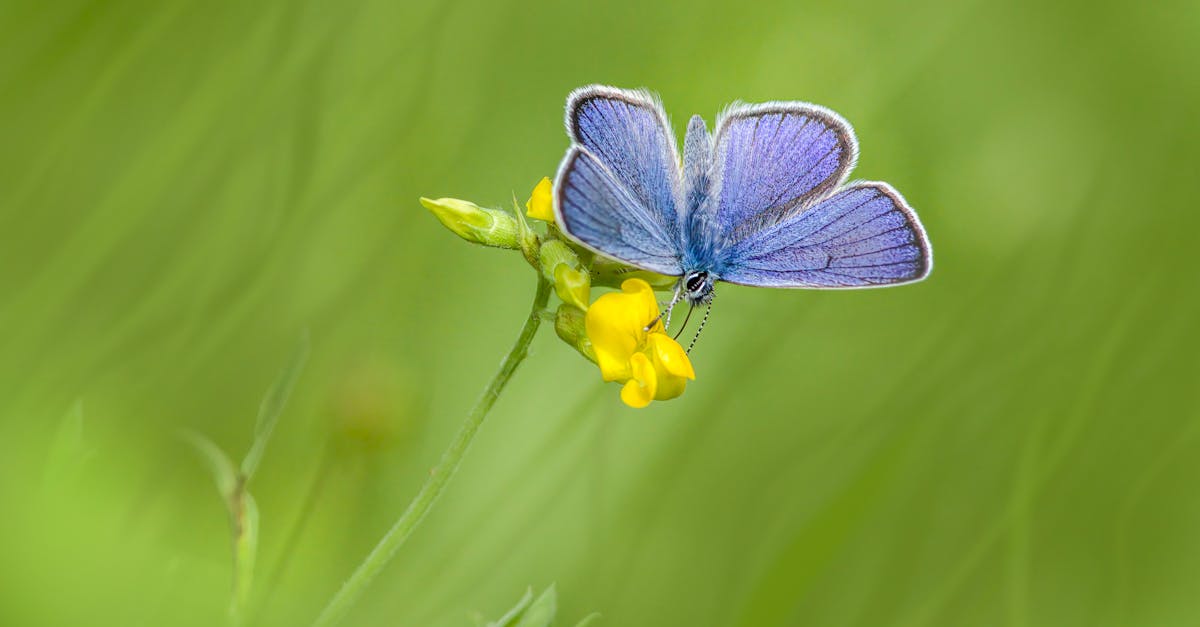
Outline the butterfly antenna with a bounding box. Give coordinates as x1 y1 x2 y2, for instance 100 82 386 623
687 298 713 354
672 304 696 340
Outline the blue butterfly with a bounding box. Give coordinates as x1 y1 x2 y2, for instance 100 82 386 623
553 85 932 334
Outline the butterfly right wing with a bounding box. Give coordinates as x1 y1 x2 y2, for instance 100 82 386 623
709 101 858 238
554 85 684 276
718 182 932 288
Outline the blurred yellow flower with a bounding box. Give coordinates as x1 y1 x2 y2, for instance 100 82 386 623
585 278 695 408
525 176 555 223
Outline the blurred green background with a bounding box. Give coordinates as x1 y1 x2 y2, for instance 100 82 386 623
2 0 1198 625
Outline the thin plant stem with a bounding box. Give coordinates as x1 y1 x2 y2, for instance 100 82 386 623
312 275 553 627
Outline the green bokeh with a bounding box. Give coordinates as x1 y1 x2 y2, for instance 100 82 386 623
2 0 1198 625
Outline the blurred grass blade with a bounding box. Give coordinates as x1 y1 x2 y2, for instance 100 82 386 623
233 491 260 622
573 613 602 627
43 399 93 487
241 332 310 480
485 585 594 627
513 584 556 627
487 587 534 627
180 430 238 499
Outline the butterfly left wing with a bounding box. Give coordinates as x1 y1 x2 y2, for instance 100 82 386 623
717 182 932 288
554 85 684 275
555 147 683 275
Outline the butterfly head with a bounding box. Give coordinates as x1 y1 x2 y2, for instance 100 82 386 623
682 270 716 305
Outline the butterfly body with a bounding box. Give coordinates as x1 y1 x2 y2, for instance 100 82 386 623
554 85 931 310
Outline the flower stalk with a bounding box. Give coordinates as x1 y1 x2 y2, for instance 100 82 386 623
312 274 553 627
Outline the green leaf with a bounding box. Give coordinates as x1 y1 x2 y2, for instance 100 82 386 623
487 587 534 627
240 332 310 480
180 429 238 500
513 584 557 627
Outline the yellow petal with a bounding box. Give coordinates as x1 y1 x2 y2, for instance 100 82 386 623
586 281 657 381
619 278 664 333
641 334 690 401
525 177 555 222
645 333 696 380
620 352 657 408
585 304 637 381
653 372 687 401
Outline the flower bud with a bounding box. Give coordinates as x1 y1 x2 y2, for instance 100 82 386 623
554 304 596 364
420 197 520 249
525 176 555 223
539 239 591 310
554 265 591 311
514 204 541 268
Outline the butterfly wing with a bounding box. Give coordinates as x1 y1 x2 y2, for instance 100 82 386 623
709 101 858 238
554 85 684 275
718 182 932 288
555 147 683 274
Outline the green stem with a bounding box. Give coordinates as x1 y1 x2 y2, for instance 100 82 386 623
312 275 553 627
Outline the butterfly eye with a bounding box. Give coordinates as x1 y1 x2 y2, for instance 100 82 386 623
685 273 706 292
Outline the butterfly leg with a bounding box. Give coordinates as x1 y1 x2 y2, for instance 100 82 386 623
646 283 683 331
663 296 678 330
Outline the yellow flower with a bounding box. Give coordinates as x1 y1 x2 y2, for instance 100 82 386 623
585 279 695 408
525 176 555 223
